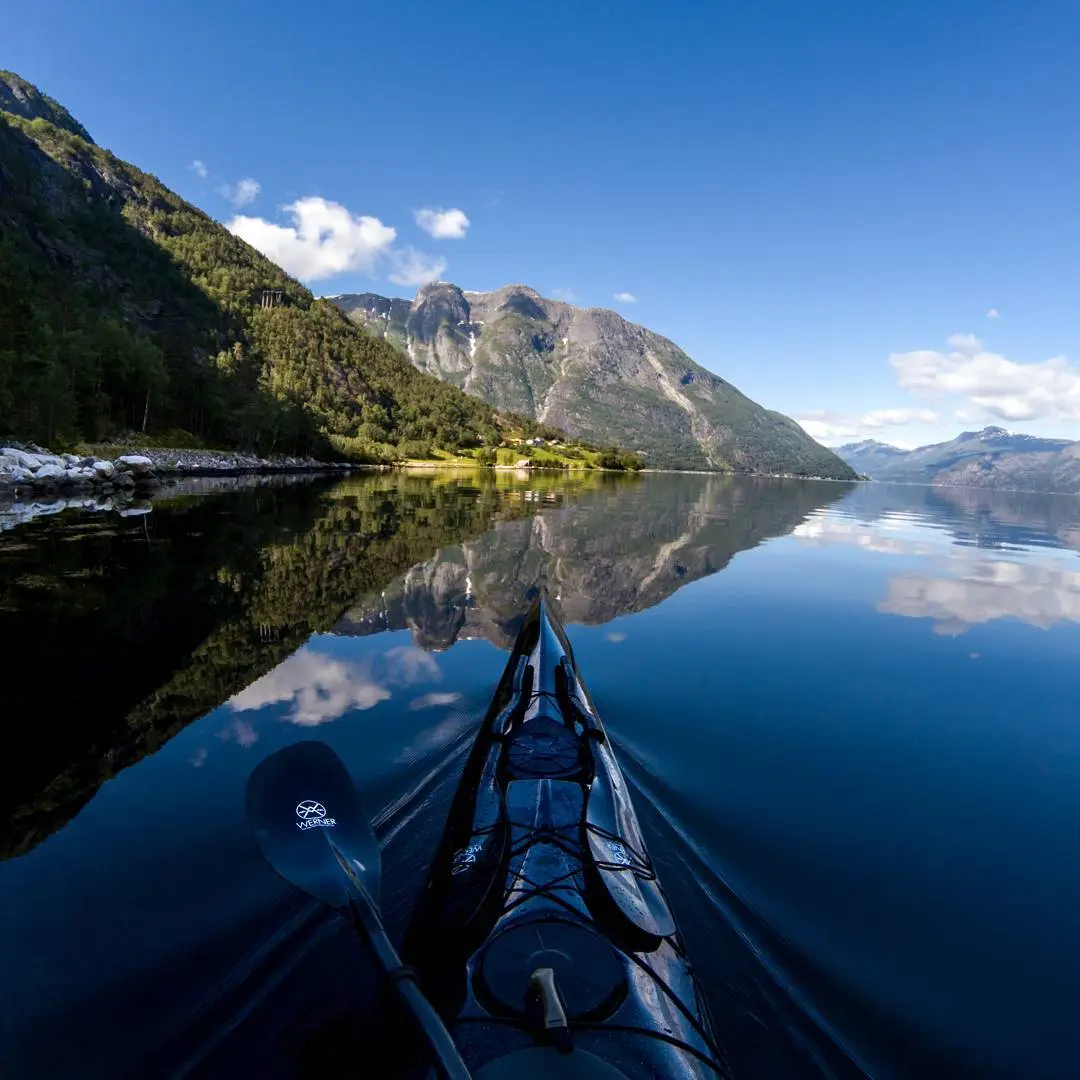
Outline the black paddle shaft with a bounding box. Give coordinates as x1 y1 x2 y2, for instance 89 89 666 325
246 741 472 1080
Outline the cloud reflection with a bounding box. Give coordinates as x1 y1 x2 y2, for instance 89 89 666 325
218 716 260 747
880 559 1080 634
229 647 391 726
383 646 441 686
793 516 933 557
408 691 463 711
396 712 476 764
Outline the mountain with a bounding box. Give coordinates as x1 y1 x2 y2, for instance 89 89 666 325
836 427 1080 493
0 70 93 141
332 284 855 477
0 72 527 460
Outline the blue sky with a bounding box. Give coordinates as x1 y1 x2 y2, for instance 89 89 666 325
7 0 1080 448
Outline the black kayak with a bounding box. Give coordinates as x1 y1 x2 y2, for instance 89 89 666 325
402 594 730 1078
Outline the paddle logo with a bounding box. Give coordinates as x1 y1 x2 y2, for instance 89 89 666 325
296 800 337 831
452 842 483 874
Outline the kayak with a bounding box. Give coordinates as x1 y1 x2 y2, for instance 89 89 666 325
402 593 730 1078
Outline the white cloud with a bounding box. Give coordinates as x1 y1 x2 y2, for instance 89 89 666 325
795 407 942 447
987 308 1000 319
229 647 391 726
229 197 397 280
890 335 1080 423
946 332 982 355
388 246 447 286
794 411 869 443
551 287 579 303
414 207 470 239
190 159 208 179
221 177 261 208
613 292 638 303
861 408 939 428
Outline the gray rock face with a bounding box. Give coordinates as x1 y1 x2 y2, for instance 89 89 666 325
0 70 94 143
836 428 1080 493
333 283 854 478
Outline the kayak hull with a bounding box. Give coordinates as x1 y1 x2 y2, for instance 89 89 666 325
403 594 728 1078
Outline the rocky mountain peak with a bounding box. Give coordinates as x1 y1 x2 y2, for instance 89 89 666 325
332 284 856 478
0 71 94 143
410 281 471 337
958 426 1010 442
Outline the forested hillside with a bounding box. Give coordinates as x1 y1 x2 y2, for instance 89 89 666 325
0 72 526 460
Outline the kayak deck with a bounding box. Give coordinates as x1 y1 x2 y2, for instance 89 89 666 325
403 594 729 1078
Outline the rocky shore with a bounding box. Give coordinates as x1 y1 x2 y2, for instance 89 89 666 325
0 472 341 533
0 444 354 498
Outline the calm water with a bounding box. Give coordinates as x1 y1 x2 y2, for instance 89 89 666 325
3 472 1079 1079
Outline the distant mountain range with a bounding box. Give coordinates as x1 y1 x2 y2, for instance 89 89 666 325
836 427 1080 493
331 284 855 478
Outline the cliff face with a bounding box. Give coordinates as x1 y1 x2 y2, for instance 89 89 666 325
0 70 93 141
333 283 855 478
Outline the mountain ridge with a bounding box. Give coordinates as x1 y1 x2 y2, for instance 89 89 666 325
836 426 1080 492
333 283 855 478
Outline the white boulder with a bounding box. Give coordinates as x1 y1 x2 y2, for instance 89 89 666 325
1 447 40 470
92 459 116 479
115 454 155 476
33 463 66 484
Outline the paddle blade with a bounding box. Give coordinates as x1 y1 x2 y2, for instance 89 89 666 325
245 740 381 909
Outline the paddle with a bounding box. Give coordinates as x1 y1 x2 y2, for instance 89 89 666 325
246 740 472 1080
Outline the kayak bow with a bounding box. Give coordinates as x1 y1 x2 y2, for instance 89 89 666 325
404 593 730 1078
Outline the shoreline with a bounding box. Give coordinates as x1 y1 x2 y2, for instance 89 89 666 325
0 444 355 498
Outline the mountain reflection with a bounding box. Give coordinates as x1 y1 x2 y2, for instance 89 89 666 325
334 475 852 650
799 482 1080 635
1 472 849 858
1 472 579 858
834 482 1080 554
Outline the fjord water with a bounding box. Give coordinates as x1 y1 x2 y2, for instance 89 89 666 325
2 474 1079 1079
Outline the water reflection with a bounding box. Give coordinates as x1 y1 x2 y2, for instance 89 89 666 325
336 475 850 650
5 474 1080 1080
835 482 1080 553
0 473 577 858
228 649 392 728
880 558 1080 634
798 482 1080 636
1 472 847 858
